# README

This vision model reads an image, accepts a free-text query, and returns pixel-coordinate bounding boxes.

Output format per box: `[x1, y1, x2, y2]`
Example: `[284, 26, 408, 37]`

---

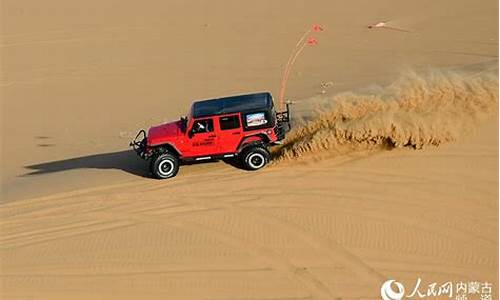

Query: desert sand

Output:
[1, 0, 498, 299]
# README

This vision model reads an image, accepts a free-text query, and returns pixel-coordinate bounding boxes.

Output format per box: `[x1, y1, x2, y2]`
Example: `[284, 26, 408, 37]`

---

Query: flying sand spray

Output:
[272, 25, 498, 161]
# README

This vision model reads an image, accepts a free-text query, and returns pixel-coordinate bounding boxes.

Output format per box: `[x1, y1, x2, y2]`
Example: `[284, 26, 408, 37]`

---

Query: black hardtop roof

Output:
[191, 92, 273, 118]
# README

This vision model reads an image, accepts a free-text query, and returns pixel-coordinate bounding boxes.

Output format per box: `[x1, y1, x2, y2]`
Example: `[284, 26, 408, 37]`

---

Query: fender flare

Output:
[150, 143, 181, 158]
[237, 134, 270, 153]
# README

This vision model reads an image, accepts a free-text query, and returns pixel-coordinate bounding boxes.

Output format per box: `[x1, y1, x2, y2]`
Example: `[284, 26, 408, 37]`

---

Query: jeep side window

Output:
[191, 119, 214, 134]
[243, 111, 269, 130]
[219, 115, 240, 130]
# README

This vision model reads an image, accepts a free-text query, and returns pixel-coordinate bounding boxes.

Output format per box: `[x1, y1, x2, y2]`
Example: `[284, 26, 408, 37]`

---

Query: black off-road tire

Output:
[240, 146, 270, 171]
[151, 153, 180, 179]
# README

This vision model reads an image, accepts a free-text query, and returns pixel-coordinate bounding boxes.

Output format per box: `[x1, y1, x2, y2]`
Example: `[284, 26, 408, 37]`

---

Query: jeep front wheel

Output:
[241, 147, 270, 171]
[151, 153, 179, 179]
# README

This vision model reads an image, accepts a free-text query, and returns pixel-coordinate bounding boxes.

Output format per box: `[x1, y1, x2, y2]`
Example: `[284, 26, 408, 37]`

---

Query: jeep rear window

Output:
[219, 115, 240, 130]
[242, 110, 273, 131]
[245, 112, 267, 127]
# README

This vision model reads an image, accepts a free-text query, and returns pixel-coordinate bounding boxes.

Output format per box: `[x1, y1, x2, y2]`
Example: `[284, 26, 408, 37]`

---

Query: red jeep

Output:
[130, 92, 290, 179]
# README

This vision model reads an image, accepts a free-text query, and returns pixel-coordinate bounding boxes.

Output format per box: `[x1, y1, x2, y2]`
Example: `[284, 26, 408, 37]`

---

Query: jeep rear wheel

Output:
[152, 153, 179, 179]
[241, 146, 270, 171]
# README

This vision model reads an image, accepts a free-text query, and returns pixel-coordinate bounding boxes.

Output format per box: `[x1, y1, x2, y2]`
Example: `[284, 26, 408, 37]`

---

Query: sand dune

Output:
[1, 0, 498, 299]
[2, 0, 499, 202]
[1, 117, 497, 299]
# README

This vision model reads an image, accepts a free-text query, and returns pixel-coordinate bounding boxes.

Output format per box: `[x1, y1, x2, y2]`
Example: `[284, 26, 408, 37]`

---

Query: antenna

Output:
[278, 24, 324, 111]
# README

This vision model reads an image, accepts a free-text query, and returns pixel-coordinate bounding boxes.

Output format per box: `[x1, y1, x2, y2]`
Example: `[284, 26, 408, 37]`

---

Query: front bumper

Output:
[129, 129, 149, 159]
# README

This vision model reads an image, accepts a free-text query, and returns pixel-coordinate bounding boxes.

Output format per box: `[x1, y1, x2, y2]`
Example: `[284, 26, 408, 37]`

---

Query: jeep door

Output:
[217, 114, 243, 153]
[185, 118, 219, 157]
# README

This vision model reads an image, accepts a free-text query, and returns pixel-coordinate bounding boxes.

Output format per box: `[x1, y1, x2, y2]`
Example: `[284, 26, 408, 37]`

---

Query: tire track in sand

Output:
[2, 192, 333, 299]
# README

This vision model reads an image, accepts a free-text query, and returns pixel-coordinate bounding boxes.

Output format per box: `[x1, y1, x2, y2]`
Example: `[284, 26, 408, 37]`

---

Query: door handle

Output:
[232, 132, 241, 135]
[208, 134, 216, 138]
